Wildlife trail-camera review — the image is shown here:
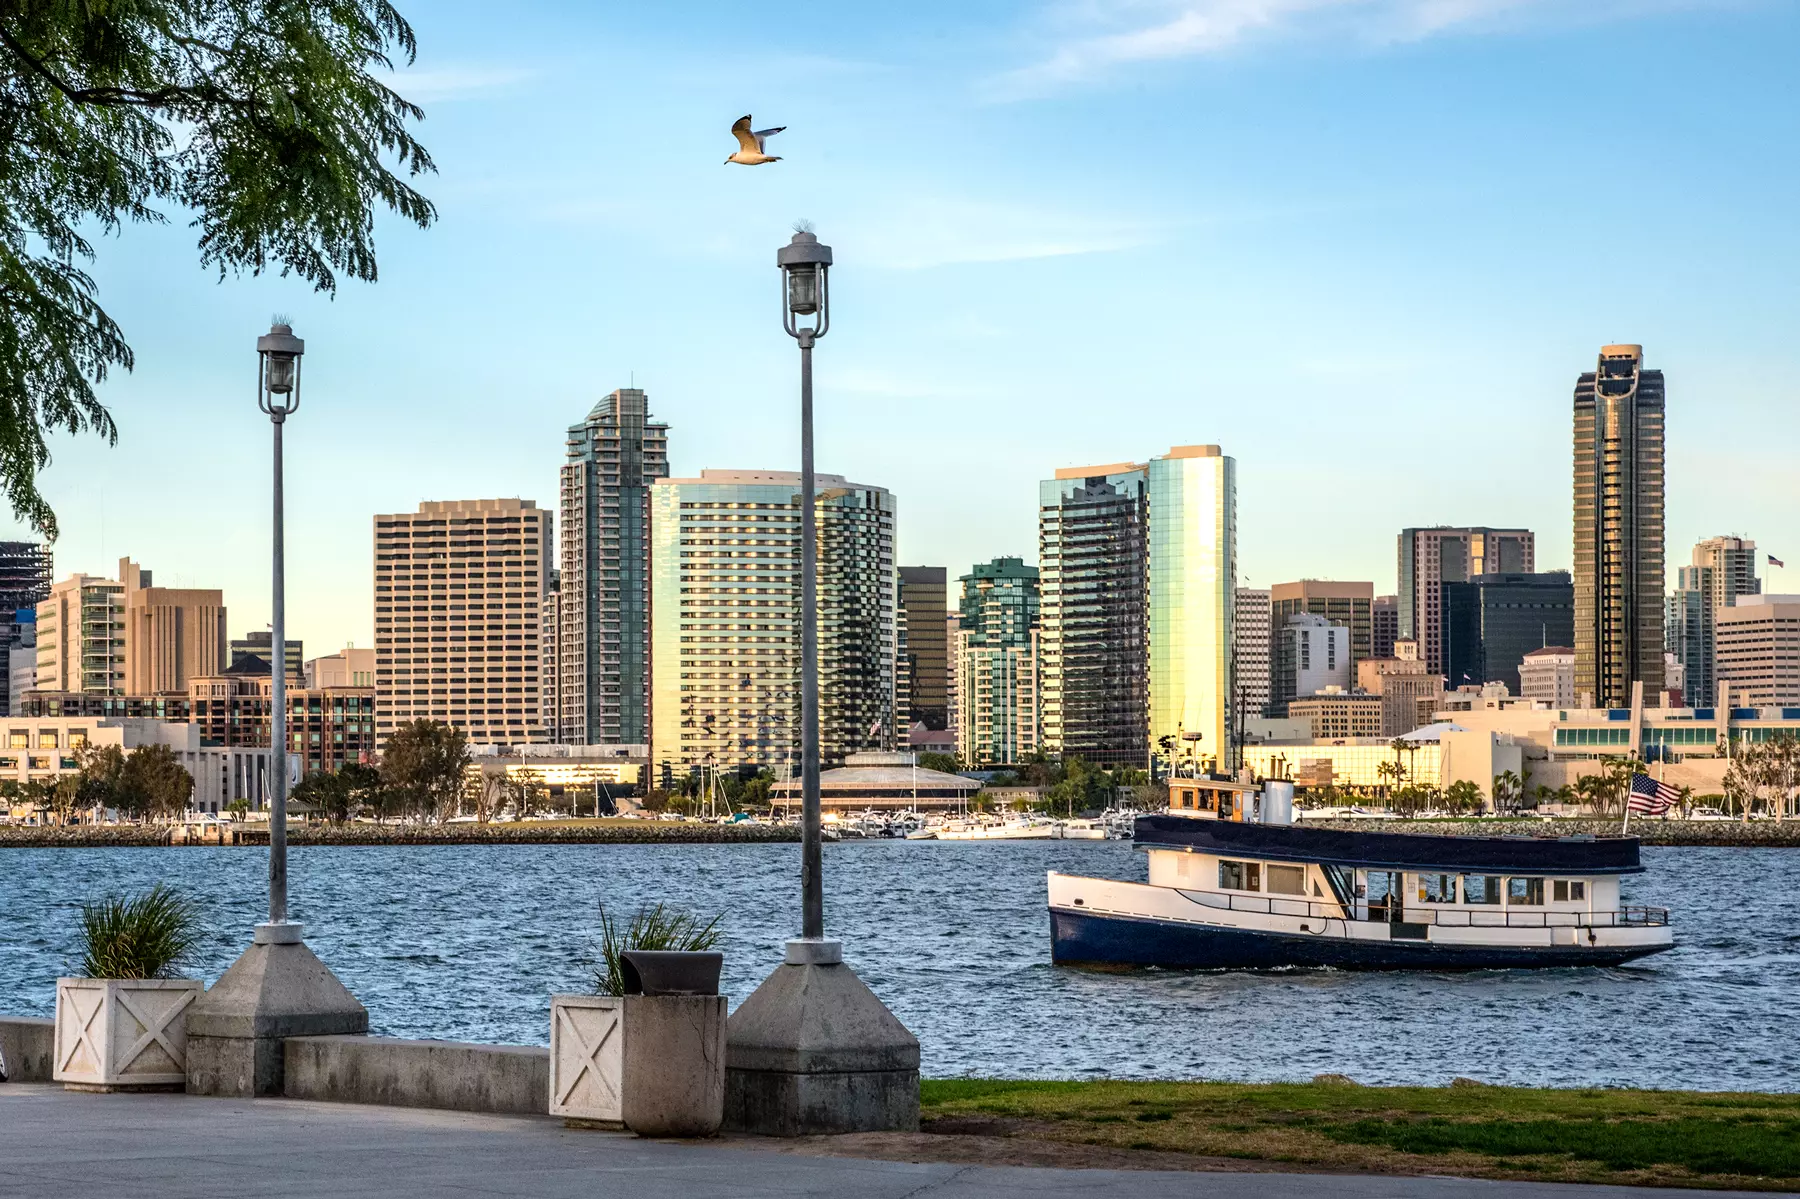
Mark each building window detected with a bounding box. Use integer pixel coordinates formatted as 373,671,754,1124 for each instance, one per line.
1218,860,1261,892
1462,875,1502,905
1552,879,1587,902
1265,864,1305,896
1507,877,1544,906
1418,873,1456,903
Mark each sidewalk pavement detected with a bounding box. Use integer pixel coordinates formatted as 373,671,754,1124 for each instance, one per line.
1,1085,1789,1199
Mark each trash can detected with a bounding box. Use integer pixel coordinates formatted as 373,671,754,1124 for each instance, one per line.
617,951,727,1137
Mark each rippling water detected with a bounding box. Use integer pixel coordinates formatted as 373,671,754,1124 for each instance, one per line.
3,841,1797,1089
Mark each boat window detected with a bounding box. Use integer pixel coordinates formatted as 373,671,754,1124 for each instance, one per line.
1462,875,1502,905
1507,877,1544,906
1266,864,1305,895
1418,874,1456,903
1218,860,1262,891
1552,880,1587,902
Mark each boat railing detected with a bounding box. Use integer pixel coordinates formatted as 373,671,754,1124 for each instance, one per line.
1174,887,1671,928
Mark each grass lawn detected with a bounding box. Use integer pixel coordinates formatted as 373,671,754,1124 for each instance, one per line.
918,1078,1800,1189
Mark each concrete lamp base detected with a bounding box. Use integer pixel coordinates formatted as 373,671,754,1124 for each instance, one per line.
723,939,919,1136
185,925,368,1098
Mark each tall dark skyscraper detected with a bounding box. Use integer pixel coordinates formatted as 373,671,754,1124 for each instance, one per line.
0,541,50,715
1573,345,1665,708
559,389,669,745
1441,571,1575,695
898,567,948,730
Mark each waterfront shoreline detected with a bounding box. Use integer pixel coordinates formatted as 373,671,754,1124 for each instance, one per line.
1308,817,1800,847
0,820,800,847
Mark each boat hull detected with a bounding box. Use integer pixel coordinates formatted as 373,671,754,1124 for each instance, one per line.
1050,907,1673,971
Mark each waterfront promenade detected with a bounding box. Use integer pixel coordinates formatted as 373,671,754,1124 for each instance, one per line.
1,1086,1788,1199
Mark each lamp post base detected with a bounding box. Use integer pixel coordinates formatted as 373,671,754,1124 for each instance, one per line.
184,931,367,1098
723,939,919,1136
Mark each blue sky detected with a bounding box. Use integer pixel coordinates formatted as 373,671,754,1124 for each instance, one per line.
15,0,1799,655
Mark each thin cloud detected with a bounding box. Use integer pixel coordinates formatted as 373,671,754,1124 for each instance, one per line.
996,0,1710,96
849,197,1156,270
387,65,537,103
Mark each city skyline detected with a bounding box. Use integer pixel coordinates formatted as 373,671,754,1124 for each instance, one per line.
0,2,1791,656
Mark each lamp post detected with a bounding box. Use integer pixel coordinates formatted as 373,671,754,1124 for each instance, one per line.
256,321,303,941
778,229,831,943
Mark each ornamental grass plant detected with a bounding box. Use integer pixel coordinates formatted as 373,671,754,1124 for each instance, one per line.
591,903,723,996
76,883,202,980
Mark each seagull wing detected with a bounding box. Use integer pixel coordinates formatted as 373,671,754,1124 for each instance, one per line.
731,115,760,153
752,126,785,153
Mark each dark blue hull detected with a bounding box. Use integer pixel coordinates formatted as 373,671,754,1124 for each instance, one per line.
1050,908,1671,971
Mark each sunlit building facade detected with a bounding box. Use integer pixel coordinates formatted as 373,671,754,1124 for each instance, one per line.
648,469,896,782
954,557,1040,766
1147,446,1235,776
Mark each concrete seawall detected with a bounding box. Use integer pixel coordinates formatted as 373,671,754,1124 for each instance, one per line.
1310,817,1800,846
0,1016,54,1082
0,821,800,848
284,1035,549,1115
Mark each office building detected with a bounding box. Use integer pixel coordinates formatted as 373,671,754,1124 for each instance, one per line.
1518,646,1577,708
1716,595,1800,707
898,566,949,730
0,542,51,715
373,498,551,746
306,646,376,688
1269,580,1372,717
1147,446,1235,774
0,716,273,815
1038,463,1149,767
1668,536,1760,707
36,573,125,694
1234,587,1271,723
1372,594,1398,661
1441,571,1575,695
8,615,36,717
558,388,670,746
954,558,1040,766
648,469,896,780
1573,344,1665,707
1356,639,1443,737
1277,613,1350,705
540,570,561,734
229,630,303,679
120,558,225,695
1287,688,1383,739
1398,528,1535,677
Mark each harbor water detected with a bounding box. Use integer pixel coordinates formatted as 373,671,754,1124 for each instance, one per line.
3,841,1796,1089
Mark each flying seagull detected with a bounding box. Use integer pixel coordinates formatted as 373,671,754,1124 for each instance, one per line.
725,115,784,165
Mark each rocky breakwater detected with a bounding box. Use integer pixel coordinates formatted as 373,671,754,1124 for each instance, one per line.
0,820,800,847
1310,817,1800,847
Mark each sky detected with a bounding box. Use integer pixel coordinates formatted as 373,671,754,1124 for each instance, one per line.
13,0,1800,655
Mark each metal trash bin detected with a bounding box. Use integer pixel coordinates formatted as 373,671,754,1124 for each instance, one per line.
620,951,723,998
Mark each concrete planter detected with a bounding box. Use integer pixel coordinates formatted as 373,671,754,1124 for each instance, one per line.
550,993,727,1135
54,977,202,1091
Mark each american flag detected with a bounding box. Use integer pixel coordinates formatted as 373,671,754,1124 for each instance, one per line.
1629,773,1679,816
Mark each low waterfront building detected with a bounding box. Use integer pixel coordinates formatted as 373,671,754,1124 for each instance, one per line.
464,742,646,813
770,751,981,813
1286,687,1383,739
0,716,274,815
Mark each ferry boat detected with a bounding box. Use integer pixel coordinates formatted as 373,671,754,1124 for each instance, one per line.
1048,778,1673,970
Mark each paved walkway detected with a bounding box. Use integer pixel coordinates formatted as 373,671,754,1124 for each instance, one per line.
1,1086,1789,1199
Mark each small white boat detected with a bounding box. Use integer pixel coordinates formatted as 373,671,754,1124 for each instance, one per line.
1052,818,1107,840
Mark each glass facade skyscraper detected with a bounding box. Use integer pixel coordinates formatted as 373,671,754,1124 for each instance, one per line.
559,389,669,746
648,469,895,783
1147,446,1235,776
1440,571,1575,694
1573,345,1665,708
1037,464,1148,767
954,557,1040,766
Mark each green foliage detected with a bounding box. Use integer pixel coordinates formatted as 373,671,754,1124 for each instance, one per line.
75,743,126,809
590,903,723,997
917,752,962,774
77,883,201,979
379,719,469,823
116,744,193,819
0,1,434,535
1443,779,1484,815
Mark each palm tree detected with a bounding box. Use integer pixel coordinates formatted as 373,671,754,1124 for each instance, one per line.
1492,769,1523,814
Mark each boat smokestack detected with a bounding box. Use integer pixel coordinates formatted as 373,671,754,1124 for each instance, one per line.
1260,781,1295,825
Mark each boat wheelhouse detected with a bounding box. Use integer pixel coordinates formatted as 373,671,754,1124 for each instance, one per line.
1049,791,1673,970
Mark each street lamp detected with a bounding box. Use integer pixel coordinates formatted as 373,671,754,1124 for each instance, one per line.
256,321,302,942
778,229,831,943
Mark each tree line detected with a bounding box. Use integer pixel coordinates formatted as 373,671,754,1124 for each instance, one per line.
0,744,194,822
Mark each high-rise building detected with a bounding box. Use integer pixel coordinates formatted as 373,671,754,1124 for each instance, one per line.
229,630,303,680
0,541,51,715
1440,571,1575,695
1356,640,1443,737
1147,446,1235,775
558,389,670,746
1372,594,1398,661
307,646,376,688
373,498,551,746
648,469,895,781
1573,344,1665,708
954,558,1039,766
1038,463,1148,767
1270,580,1371,714
121,558,226,695
541,569,561,735
1234,587,1271,723
898,566,949,730
35,574,125,694
1519,646,1577,708
1398,528,1534,676
1276,613,1350,704
1668,536,1760,707
1715,595,1800,707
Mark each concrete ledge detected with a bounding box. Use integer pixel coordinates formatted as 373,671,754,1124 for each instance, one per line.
0,1016,55,1082
284,1035,549,1115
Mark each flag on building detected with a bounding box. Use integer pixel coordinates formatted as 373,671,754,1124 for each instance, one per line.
1770,555,1786,568
1629,773,1679,816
